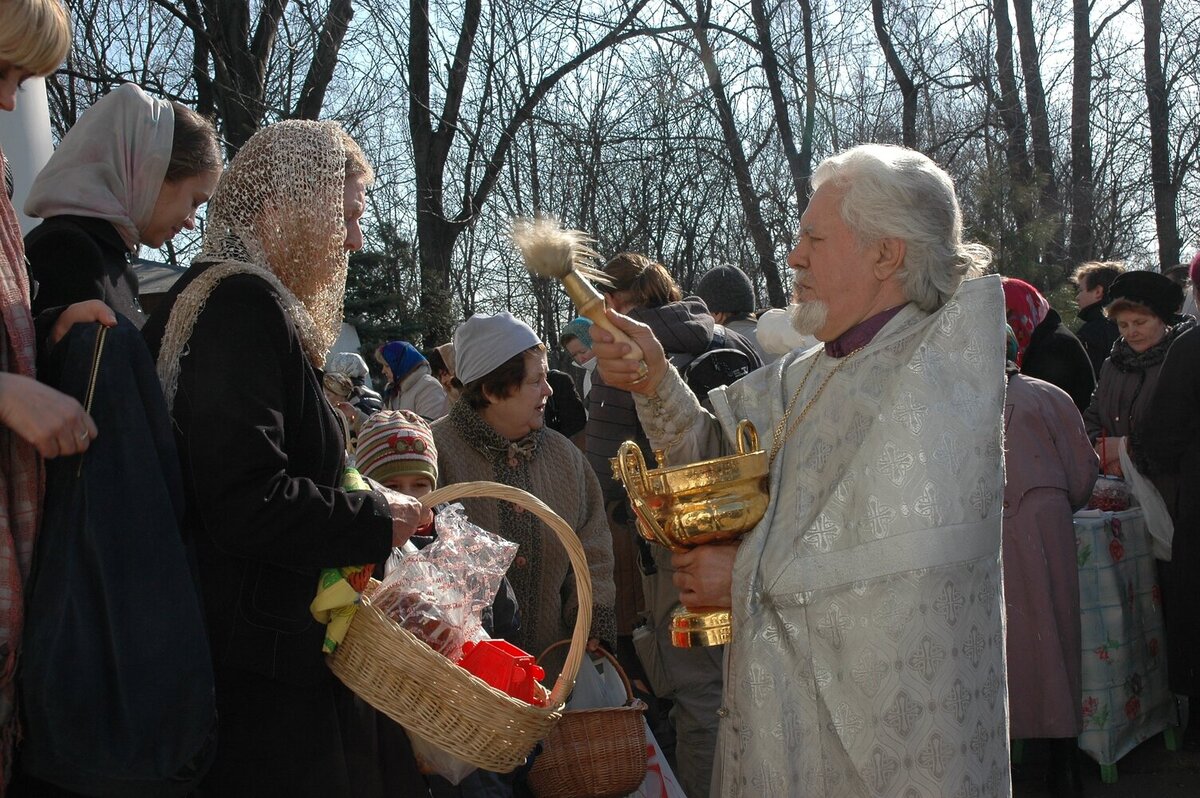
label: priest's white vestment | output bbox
[635,275,1011,797]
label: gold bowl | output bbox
[612,419,768,551]
[611,420,769,647]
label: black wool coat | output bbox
[26,215,146,327]
[143,266,393,687]
[1021,308,1096,413]
[1135,326,1200,696]
[1076,301,1120,378]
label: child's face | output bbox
[382,474,434,499]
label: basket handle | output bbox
[537,639,634,705]
[418,481,592,711]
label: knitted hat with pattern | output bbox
[355,410,438,485]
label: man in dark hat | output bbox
[693,263,771,362]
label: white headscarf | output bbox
[24,83,173,252]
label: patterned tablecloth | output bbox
[1074,508,1175,766]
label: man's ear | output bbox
[872,237,906,280]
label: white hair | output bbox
[811,144,991,312]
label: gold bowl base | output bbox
[670,606,731,648]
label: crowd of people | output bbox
[3,1,1200,797]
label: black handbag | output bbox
[19,317,216,796]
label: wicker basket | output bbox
[527,641,648,798]
[329,481,593,773]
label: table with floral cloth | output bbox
[1074,508,1177,779]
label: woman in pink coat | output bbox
[1003,334,1099,794]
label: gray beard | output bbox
[790,300,828,336]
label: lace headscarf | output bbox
[24,83,173,252]
[157,120,366,409]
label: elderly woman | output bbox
[1083,271,1190,477]
[1003,276,1095,412]
[26,82,221,327]
[1001,328,1098,794]
[431,312,615,661]
[142,120,422,795]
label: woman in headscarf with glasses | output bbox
[143,120,423,796]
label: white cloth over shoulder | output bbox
[648,276,1011,797]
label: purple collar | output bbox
[824,304,908,358]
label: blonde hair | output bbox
[336,127,374,184]
[0,0,71,77]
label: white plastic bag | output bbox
[1119,439,1174,560]
[406,730,477,785]
[569,657,686,798]
[566,654,629,710]
[631,720,687,798]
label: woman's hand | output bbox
[1096,436,1125,477]
[0,372,96,458]
[375,483,426,547]
[590,308,668,395]
[49,300,117,346]
[671,543,739,609]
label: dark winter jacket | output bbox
[20,316,215,794]
[1076,301,1119,378]
[1082,317,1194,443]
[26,215,145,327]
[1135,325,1200,696]
[545,369,586,439]
[143,265,394,687]
[584,297,761,499]
[1021,308,1095,412]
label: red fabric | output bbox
[1001,277,1050,367]
[0,144,46,790]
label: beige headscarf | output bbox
[157,120,359,409]
[24,83,173,252]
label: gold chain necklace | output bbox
[768,347,864,467]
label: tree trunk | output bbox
[200,0,287,153]
[750,0,809,206]
[294,0,353,120]
[1012,0,1065,268]
[992,0,1037,259]
[415,209,462,346]
[870,0,918,148]
[1068,0,1094,264]
[688,1,785,307]
[1141,0,1181,270]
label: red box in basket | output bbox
[457,639,546,706]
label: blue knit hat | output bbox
[560,317,593,349]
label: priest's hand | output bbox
[671,543,738,609]
[590,308,668,395]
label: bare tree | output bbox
[870,0,918,147]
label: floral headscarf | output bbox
[1001,277,1050,367]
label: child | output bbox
[355,411,522,797]
[356,410,439,541]
[355,410,518,636]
